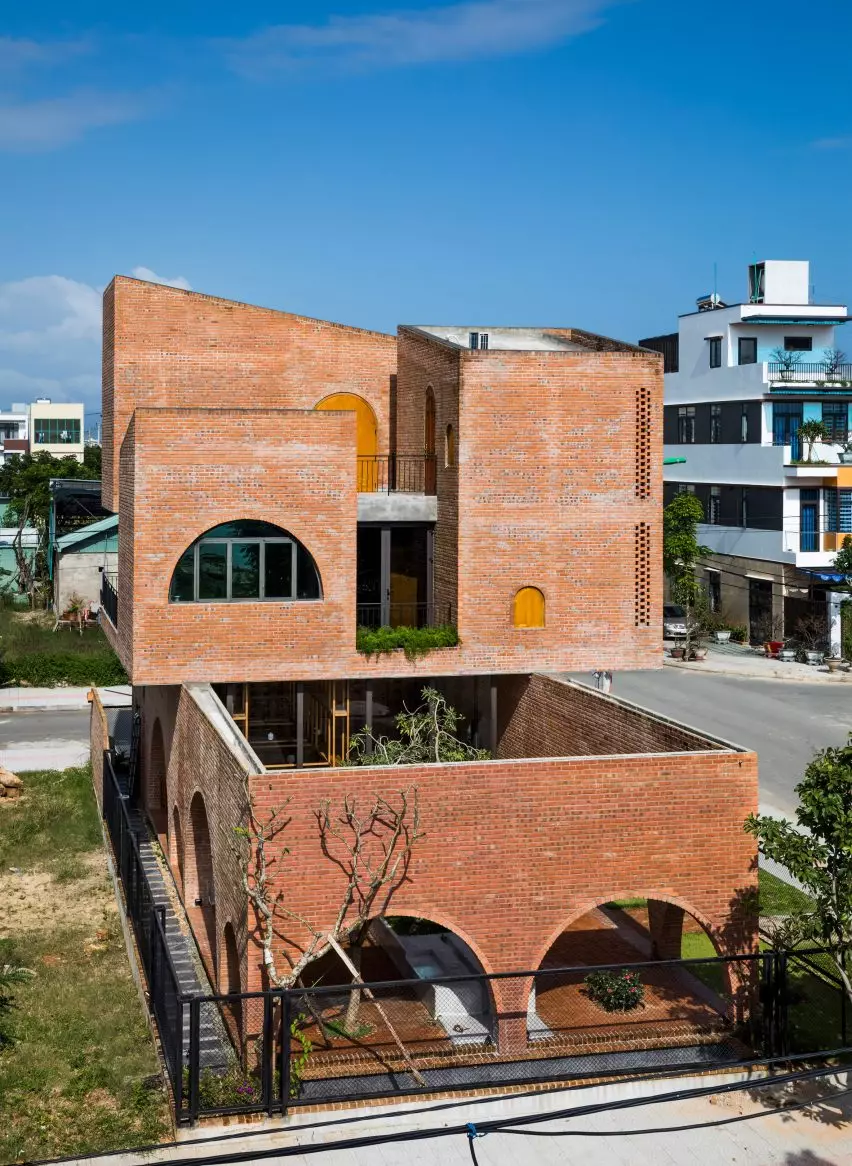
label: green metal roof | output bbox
[743,317,848,325]
[55,513,118,552]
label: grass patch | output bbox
[758,868,813,916]
[0,763,171,1159]
[605,897,647,910]
[0,765,103,877]
[356,624,460,661]
[0,606,126,687]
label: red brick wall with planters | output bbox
[102,277,396,511]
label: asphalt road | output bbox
[568,668,851,818]
[0,708,91,773]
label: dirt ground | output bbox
[0,849,117,938]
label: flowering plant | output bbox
[584,968,645,1012]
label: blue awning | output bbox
[741,317,848,325]
[802,570,847,584]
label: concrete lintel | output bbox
[357,493,437,523]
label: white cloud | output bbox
[130,266,193,290]
[0,90,146,151]
[0,35,92,72]
[224,0,621,76]
[0,269,191,417]
[811,136,852,151]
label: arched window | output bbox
[445,423,456,468]
[513,586,545,628]
[169,520,322,603]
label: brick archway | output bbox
[170,804,184,893]
[186,791,217,979]
[146,718,167,839]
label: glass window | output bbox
[231,542,261,599]
[706,570,721,612]
[32,418,81,444]
[198,544,228,600]
[741,403,750,443]
[826,489,852,533]
[738,338,758,365]
[709,338,722,368]
[741,487,749,528]
[822,402,848,443]
[708,486,721,525]
[265,542,293,598]
[710,404,721,443]
[677,406,695,443]
[169,520,322,603]
[784,336,813,351]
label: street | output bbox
[0,708,91,773]
[567,668,852,818]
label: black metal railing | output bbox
[768,362,852,383]
[356,601,453,629]
[102,754,183,1105]
[176,946,852,1123]
[100,572,118,627]
[357,454,437,495]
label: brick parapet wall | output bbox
[497,674,726,758]
[102,277,396,511]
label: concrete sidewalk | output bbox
[0,684,130,711]
[664,647,852,684]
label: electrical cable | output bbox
[48,1060,851,1166]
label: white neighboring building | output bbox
[29,399,85,462]
[645,259,850,648]
[0,403,29,463]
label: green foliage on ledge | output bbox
[355,623,460,661]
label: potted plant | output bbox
[825,655,846,672]
[821,348,846,382]
[713,627,732,643]
[730,624,748,643]
[670,645,685,659]
[771,346,804,381]
[839,436,852,466]
[797,418,831,464]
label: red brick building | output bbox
[97,277,757,1026]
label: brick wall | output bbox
[497,674,726,758]
[102,277,397,511]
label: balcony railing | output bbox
[100,572,118,627]
[357,455,436,495]
[356,601,452,629]
[768,362,852,384]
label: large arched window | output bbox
[169,520,322,603]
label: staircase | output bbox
[116,776,230,1070]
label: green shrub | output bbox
[355,624,460,661]
[0,651,127,688]
[729,624,748,643]
[584,968,645,1012]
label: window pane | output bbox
[265,541,293,598]
[738,338,757,365]
[170,547,195,602]
[198,543,227,599]
[231,542,261,599]
[296,543,321,598]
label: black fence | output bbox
[356,601,454,630]
[768,362,852,383]
[100,572,118,627]
[357,454,437,495]
[177,947,851,1124]
[101,755,183,1108]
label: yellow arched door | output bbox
[513,587,545,628]
[316,393,378,491]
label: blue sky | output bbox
[2,0,851,419]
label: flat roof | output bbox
[402,325,649,355]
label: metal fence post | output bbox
[280,990,292,1114]
[188,998,200,1124]
[262,991,274,1117]
[777,951,789,1057]
[175,997,185,1122]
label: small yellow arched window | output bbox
[513,586,545,628]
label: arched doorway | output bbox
[170,805,184,893]
[315,393,378,491]
[529,898,734,1053]
[424,388,436,493]
[186,792,217,979]
[299,914,495,1064]
[220,922,243,1046]
[147,719,167,840]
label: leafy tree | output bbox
[0,448,99,535]
[663,492,709,594]
[346,687,490,765]
[745,736,852,1002]
[832,535,852,587]
[797,418,830,463]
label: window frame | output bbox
[783,336,813,352]
[708,337,722,369]
[738,337,758,366]
[708,486,721,525]
[710,403,722,443]
[677,405,696,444]
[170,530,322,604]
[822,401,848,443]
[32,417,81,445]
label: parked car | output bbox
[663,603,687,639]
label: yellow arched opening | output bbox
[316,393,378,491]
[513,586,545,628]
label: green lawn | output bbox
[0,605,126,687]
[758,868,813,915]
[0,766,170,1161]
